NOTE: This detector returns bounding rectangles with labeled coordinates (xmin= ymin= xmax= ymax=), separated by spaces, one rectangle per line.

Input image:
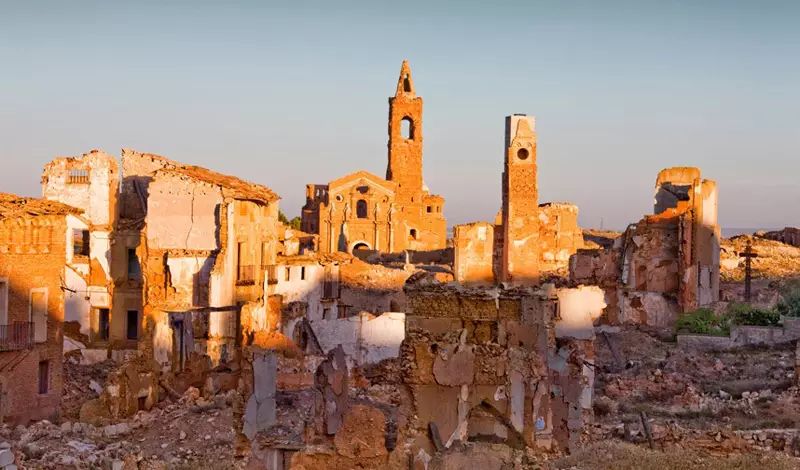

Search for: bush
xmin=675 ymin=308 xmax=729 ymax=335
xmin=776 ymin=287 xmax=800 ymax=318
xmin=727 ymin=303 xmax=780 ymax=326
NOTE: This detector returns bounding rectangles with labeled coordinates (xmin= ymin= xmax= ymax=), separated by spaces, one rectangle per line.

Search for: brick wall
xmin=0 ymin=214 xmax=68 ymax=424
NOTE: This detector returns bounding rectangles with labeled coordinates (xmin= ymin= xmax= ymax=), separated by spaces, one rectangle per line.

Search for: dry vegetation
xmin=551 ymin=441 xmax=799 ymax=470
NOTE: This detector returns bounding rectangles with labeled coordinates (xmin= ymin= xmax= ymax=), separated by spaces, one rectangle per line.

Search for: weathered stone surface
xmin=432 ymin=345 xmax=475 ymax=386
xmin=253 ymin=352 xmax=277 ymax=404
xmin=333 ymin=405 xmax=388 ymax=459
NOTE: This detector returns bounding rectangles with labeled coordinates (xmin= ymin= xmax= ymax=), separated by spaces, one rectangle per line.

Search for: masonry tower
xmin=501 ymin=114 xmax=540 ymax=285
xmin=386 ymin=60 xmax=424 ymax=204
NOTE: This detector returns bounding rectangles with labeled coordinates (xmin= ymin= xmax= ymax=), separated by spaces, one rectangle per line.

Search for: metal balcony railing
xmin=236 ymin=265 xmax=256 ymax=285
xmin=67 ymin=170 xmax=90 ymax=184
xmin=0 ymin=322 xmax=34 ymax=351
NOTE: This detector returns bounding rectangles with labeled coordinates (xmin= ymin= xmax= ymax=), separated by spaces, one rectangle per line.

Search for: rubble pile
xmin=3 ymin=384 xmax=238 ymax=470
xmin=591 ymin=327 xmax=800 ymax=461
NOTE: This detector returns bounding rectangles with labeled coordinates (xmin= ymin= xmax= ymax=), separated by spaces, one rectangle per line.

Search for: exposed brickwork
xmin=0 ymin=195 xmax=79 ymax=424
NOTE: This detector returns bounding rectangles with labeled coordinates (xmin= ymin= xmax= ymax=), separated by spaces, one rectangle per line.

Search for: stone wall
xmin=538 ymin=203 xmax=584 ymax=271
xmin=453 ymin=222 xmax=495 ymax=285
xmin=678 ymin=318 xmax=800 ymax=352
xmin=569 ymin=167 xmax=720 ymax=325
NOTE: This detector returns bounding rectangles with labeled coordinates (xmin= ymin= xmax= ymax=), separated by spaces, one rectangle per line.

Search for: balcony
xmin=264 ymin=265 xmax=279 ymax=285
xmin=236 ymin=265 xmax=256 ymax=286
xmin=0 ymin=322 xmax=34 ymax=351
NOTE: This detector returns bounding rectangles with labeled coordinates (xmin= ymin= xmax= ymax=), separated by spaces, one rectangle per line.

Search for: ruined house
xmin=43 ymin=149 xmax=286 ymax=373
xmin=242 ymin=277 xmax=604 ymax=469
xmin=453 ymin=115 xmax=584 ymax=286
xmin=301 ymin=61 xmax=447 ymax=254
xmin=265 ymin=251 xmax=410 ymax=369
xmin=118 ymin=150 xmax=283 ymax=370
xmin=570 ymin=167 xmax=720 ymax=326
xmin=0 ymin=193 xmax=83 ymax=424
xmin=42 ymin=150 xmax=123 ymax=346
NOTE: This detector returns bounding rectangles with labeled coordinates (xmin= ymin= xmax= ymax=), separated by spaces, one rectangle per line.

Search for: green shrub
xmin=727 ymin=303 xmax=780 ymax=326
xmin=776 ymin=287 xmax=800 ymax=318
xmin=675 ymin=308 xmax=729 ymax=335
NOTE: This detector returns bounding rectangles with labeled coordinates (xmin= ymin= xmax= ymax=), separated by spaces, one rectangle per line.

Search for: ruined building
xmin=42 ymin=150 xmax=124 ymax=347
xmin=301 ymin=61 xmax=447 ymax=254
xmin=453 ymin=115 xmax=584 ymax=286
xmin=0 ymin=193 xmax=83 ymax=423
xmin=570 ymin=167 xmax=720 ymax=326
xmin=243 ymin=276 xmax=604 ymax=469
xmin=42 ymin=149 xmax=284 ymax=376
xmin=237 ymin=113 xmax=602 ymax=468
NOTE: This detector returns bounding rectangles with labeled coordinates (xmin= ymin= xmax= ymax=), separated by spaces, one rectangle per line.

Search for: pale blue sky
xmin=1 ymin=0 xmax=798 ymax=230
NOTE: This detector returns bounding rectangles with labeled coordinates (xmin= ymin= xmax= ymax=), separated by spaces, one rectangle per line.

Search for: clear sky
xmin=1 ymin=0 xmax=798 ymax=230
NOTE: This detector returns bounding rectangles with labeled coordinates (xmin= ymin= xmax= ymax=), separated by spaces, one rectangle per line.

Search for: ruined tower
xmin=501 ymin=114 xmax=539 ymax=285
xmin=386 ymin=60 xmax=423 ymax=203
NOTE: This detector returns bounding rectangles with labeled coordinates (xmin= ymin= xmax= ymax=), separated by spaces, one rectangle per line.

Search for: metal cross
xmin=742 ymin=240 xmax=759 ymax=302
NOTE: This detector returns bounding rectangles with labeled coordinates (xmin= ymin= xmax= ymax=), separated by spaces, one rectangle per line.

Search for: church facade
xmin=301 ymin=61 xmax=447 ymax=253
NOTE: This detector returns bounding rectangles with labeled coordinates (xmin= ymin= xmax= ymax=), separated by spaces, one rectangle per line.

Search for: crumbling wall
xmin=538 ymin=203 xmax=584 ymax=271
xmin=569 ymin=167 xmax=720 ymax=325
xmin=453 ymin=222 xmax=494 ymax=285
xmin=401 ymin=283 xmax=598 ymax=460
xmin=147 ymin=171 xmax=223 ymax=251
xmin=80 ymin=356 xmax=160 ymax=424
xmin=42 ymin=149 xmax=119 ymax=229
xmin=309 ymin=312 xmax=405 ymax=368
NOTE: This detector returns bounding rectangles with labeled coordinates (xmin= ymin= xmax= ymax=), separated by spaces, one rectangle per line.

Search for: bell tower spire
xmin=387 ymin=60 xmax=423 ymax=201
xmin=395 ymin=60 xmax=415 ymax=97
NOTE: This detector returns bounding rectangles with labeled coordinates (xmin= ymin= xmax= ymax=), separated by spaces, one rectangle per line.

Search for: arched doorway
xmin=351 ymin=242 xmax=371 ymax=253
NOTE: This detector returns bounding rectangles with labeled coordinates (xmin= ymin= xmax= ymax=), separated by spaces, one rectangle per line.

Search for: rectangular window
xmin=426 ymin=206 xmax=432 ymax=213
xmin=99 ymin=308 xmax=110 ymax=341
xmin=31 ymin=290 xmax=47 ymax=343
xmin=338 ymin=305 xmax=348 ymax=319
xmin=73 ymin=229 xmax=90 ymax=257
xmin=67 ymin=169 xmax=89 ymax=184
xmin=0 ymin=280 xmax=7 ymax=325
xmin=38 ymin=361 xmax=49 ymax=394
xmin=322 ymin=308 xmax=330 ymax=320
xmin=237 ymin=242 xmax=244 ymax=278
xmin=127 ymin=248 xmax=141 ymax=280
xmin=300 ymin=266 xmax=306 ymax=281
xmin=126 ymin=310 xmax=138 ymax=340
xmin=285 ymin=267 xmax=291 ymax=282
